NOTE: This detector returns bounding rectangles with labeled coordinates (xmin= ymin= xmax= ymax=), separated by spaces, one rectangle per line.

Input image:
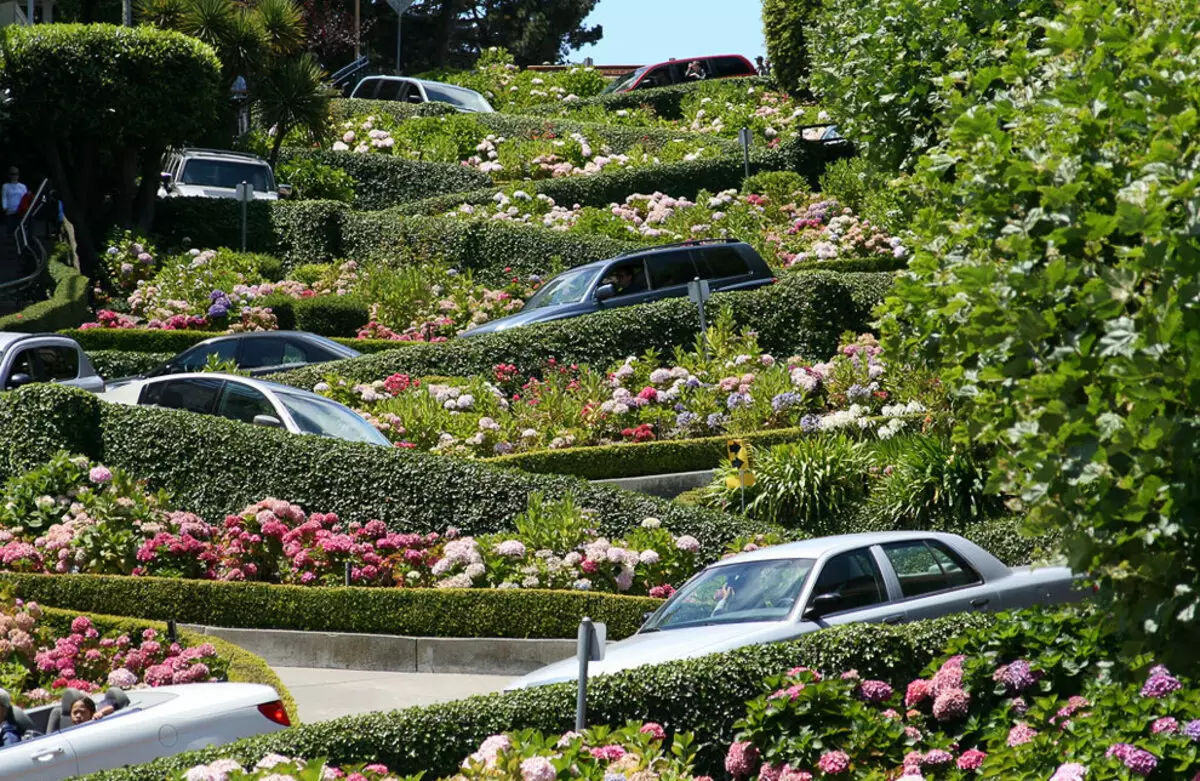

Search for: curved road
xmin=273 ymin=667 xmax=512 ymax=722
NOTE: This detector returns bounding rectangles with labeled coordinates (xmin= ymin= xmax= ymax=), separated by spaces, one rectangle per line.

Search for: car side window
xmin=601 ymin=260 xmax=649 ymax=297
xmin=356 ymin=78 xmax=380 ymax=99
xmin=240 ymin=338 xmax=286 ymax=368
xmin=375 ymin=79 xmax=404 ymax=101
xmin=882 ymin=541 xmax=973 ymax=598
xmin=647 ymin=251 xmax=699 ymax=289
xmin=33 ymin=346 xmax=80 ymax=381
xmin=282 ymin=340 xmax=311 ymax=365
xmin=697 ymin=247 xmax=750 ymax=280
xmin=149 ymin=378 xmax=223 ymax=415
xmin=810 ymin=549 xmax=886 ymax=612
xmin=711 ymin=56 xmax=753 ymax=78
xmin=927 ymin=541 xmax=982 ymax=588
xmin=174 ymin=340 xmax=238 ymax=372
xmin=640 ymin=65 xmax=672 ymax=89
xmin=8 ymin=348 xmax=36 ymax=381
xmin=217 ymin=381 xmax=276 ymax=424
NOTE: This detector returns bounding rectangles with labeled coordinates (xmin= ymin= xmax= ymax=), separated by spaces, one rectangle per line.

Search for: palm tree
xmin=252 ymin=0 xmax=307 ymax=56
xmin=256 ymin=53 xmax=331 ymax=166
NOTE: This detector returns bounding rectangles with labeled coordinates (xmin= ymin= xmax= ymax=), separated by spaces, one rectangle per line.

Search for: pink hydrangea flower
xmin=89 ymin=466 xmax=113 ymax=484
xmin=639 ymin=722 xmax=666 ymax=741
xmin=1007 ymin=724 xmax=1038 ymax=747
xmin=1151 ymin=717 xmax=1178 ymax=735
xmin=817 ymin=751 xmax=849 ymax=775
xmin=932 ymin=688 xmax=970 ymax=721
xmin=778 ymin=769 xmax=812 ymax=781
xmin=725 ymin=741 xmax=760 ymax=778
xmin=519 ymin=757 xmax=555 ymax=781
xmin=956 ymin=749 xmax=986 ymax=771
xmin=905 ymin=679 xmax=931 ymax=707
xmin=1048 ymin=763 xmax=1087 ymax=781
xmin=860 ymin=680 xmax=893 ymax=703
xmin=922 ymin=750 xmax=953 ymax=767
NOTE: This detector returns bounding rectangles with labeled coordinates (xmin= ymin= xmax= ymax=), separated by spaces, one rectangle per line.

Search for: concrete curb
xmin=182 ymin=624 xmax=575 ymax=676
xmin=592 ymin=469 xmax=715 ymax=499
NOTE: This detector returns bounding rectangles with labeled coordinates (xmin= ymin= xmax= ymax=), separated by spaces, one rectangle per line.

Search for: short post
xmin=167 ymin=618 xmax=177 ymax=644
xmin=344 ymin=561 xmax=352 ymax=586
xmin=236 ymin=181 xmax=252 ymax=252
xmin=687 ymin=278 xmax=712 ymax=360
xmin=738 ymin=127 xmax=752 ymax=180
xmin=575 ymin=617 xmax=606 ymax=731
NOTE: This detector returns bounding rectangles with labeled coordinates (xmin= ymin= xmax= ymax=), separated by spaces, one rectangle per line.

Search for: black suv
xmin=460 ymin=240 xmax=774 ymax=337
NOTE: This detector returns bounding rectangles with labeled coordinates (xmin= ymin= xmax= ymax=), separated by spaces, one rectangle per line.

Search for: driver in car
xmin=611 ymin=266 xmax=645 ymax=296
xmin=0 ymin=688 xmax=20 ymax=746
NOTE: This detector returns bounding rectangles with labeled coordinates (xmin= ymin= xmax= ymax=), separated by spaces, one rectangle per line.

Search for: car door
xmin=215 ymin=379 xmax=283 ymax=427
xmin=801 ymin=548 xmax=906 ymax=629
xmin=0 ymin=734 xmax=80 ymax=780
xmin=645 ymin=249 xmax=701 ymax=303
xmin=878 ymin=539 xmax=997 ymax=621
xmin=238 ymin=336 xmax=287 ymax=373
xmin=139 ymin=377 xmax=224 ymax=416
xmin=2 ymin=344 xmax=37 ymax=389
xmin=36 ymin=342 xmax=103 ymax=392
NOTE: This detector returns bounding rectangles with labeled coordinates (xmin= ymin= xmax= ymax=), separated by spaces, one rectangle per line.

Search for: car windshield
xmin=603 ymin=66 xmax=647 ymax=94
xmin=275 ymin=391 xmax=391 ymax=446
xmin=643 ymin=558 xmax=816 ymax=631
xmin=521 ymin=266 xmax=602 ymax=310
xmin=422 ymin=83 xmax=492 ymax=112
xmin=180 ymin=160 xmax=274 ymax=191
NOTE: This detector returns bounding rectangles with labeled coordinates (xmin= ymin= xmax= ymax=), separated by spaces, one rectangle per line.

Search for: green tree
xmin=257 ymin=53 xmax=332 ymax=167
xmin=760 ymin=0 xmax=821 ymax=94
xmin=881 ymin=0 xmax=1200 ymax=670
xmin=0 ymin=24 xmax=221 ymax=274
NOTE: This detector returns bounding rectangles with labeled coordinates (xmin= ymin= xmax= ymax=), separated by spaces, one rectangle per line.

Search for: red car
xmin=601 ymin=54 xmax=757 ymax=94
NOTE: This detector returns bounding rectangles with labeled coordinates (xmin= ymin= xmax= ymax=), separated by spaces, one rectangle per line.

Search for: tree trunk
xmin=268 ymin=123 xmax=289 ymax=168
xmin=48 ymin=142 xmax=100 ymax=278
xmin=113 ymin=145 xmax=138 ymax=232
xmin=432 ymin=0 xmax=462 ymax=66
xmin=134 ymin=145 xmax=166 ymax=235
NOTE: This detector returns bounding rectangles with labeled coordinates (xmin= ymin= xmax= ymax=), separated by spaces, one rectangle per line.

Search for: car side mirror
xmin=595 ymin=283 xmax=616 ymax=302
xmin=253 ymin=414 xmax=284 ymax=429
xmin=6 ymin=372 xmax=32 ymax=390
xmin=803 ymin=592 xmax=841 ymax=620
xmin=277 ymin=183 xmax=293 ymax=199
xmin=160 ymin=172 xmax=173 ymax=190
xmin=642 ymin=611 xmax=655 ymax=623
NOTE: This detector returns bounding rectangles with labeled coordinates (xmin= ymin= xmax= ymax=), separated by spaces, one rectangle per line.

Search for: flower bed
xmin=0 ymin=453 xmax=716 ymax=596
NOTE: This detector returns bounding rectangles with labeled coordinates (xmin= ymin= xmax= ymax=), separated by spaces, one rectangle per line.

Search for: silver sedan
xmin=508 ymin=531 xmax=1083 ymax=689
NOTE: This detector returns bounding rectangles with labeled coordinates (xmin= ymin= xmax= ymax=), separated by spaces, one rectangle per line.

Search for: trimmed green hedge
xmin=66 ymin=328 xmax=412 ymax=355
xmin=490 ymin=426 xmax=812 ymax=480
xmin=38 ymin=606 xmax=298 ymax=724
xmin=153 ymin=199 xmax=347 ymax=267
xmin=522 ymin=77 xmax=773 ymax=120
xmin=277 ymin=148 xmax=490 ymax=211
xmin=89 ymin=349 xmax=174 ymax=379
xmin=79 ymin=611 xmax=993 ymax=781
xmin=0 ymin=255 xmax=89 ymax=333
xmin=0 ymin=384 xmax=771 ymax=556
xmin=340 ymin=211 xmax=637 ymax=283
xmin=787 ymin=257 xmax=907 ymax=274
xmin=271 ymin=272 xmax=889 ymax=388
xmin=8 ymin=574 xmax=656 ymax=640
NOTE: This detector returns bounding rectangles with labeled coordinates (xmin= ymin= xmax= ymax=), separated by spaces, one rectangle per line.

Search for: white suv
xmin=159 ymin=148 xmax=286 ymax=201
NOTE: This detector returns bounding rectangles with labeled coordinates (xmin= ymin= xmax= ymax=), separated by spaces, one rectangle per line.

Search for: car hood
xmin=507 ymin=621 xmax=802 ymax=689
xmin=459 ymin=307 xmax=562 ymax=337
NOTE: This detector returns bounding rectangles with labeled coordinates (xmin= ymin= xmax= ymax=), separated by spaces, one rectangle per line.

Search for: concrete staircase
xmin=0 ymin=230 xmax=44 ymax=317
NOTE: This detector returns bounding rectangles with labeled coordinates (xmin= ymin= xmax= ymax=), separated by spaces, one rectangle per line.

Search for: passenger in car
xmin=92 ymin=687 xmax=130 ymax=720
xmin=0 ymin=689 xmax=20 ymax=746
xmin=70 ymin=696 xmax=96 ymax=725
xmin=611 ymin=266 xmax=645 ymax=295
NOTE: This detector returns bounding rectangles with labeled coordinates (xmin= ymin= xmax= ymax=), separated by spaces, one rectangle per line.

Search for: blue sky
xmin=574 ymin=0 xmax=766 ymax=66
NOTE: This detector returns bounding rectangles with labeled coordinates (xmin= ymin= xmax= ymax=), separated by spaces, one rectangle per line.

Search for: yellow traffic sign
xmin=725 ymin=471 xmax=756 ymax=489
xmin=727 ymin=439 xmax=751 ymax=470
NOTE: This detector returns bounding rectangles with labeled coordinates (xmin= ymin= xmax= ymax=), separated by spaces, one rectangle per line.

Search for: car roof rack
xmin=615 ymin=237 xmax=743 ymax=257
xmin=175 ymin=148 xmax=269 ymax=161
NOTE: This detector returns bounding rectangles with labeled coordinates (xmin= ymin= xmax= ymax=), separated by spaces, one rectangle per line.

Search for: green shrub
xmin=522 ymin=77 xmax=773 ymax=121
xmin=76 ymin=612 xmax=991 ymax=781
xmin=153 ymin=199 xmax=348 ymax=268
xmin=277 ymin=148 xmax=490 ymax=210
xmin=0 ymin=257 xmax=89 ymax=333
xmin=65 ymin=328 xmax=416 ymax=356
xmin=8 ymin=574 xmax=656 ymax=641
xmin=259 ymin=293 xmax=370 ymax=337
xmin=961 ymin=516 xmax=1064 ymax=567
xmin=272 ymin=272 xmax=888 ymax=390
xmin=761 ymin=0 xmax=823 ymax=92
xmin=741 ymin=170 xmax=808 ymax=203
xmin=38 ymin=606 xmax=298 ymax=724
xmin=807 ymin=0 xmax=1055 ymax=171
xmin=490 ymin=427 xmax=814 ymax=481
xmin=0 ymin=384 xmax=772 ymax=558
xmin=275 ymin=155 xmax=356 ymax=203
xmin=817 ymin=157 xmax=913 ymax=234
xmin=88 ymin=350 xmax=173 ymax=379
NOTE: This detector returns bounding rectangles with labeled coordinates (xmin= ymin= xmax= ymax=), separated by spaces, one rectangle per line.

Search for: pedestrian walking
xmin=2 ymin=167 xmax=28 ymax=234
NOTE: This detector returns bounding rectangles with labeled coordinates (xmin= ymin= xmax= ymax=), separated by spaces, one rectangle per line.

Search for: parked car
xmin=507 ymin=531 xmax=1084 ymax=689
xmin=0 ymin=683 xmax=289 ymax=780
xmin=99 ymin=373 xmax=393 ymax=447
xmin=159 ymin=149 xmax=291 ymax=201
xmin=601 ymin=55 xmax=757 ymax=94
xmin=104 ymin=332 xmax=361 ymax=389
xmin=350 ymin=76 xmax=495 ymax=113
xmin=459 ymin=239 xmax=774 ymax=338
xmin=0 ymin=333 xmax=103 ymax=393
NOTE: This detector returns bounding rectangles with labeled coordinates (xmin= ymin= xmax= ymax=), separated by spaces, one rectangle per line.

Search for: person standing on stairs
xmin=2 ymin=167 xmax=28 ymax=235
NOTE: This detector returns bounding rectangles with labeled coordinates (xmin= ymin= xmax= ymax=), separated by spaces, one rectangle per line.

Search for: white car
xmin=100 ymin=372 xmax=393 ymax=447
xmin=0 ymin=683 xmax=290 ymax=780
xmin=159 ymin=148 xmax=289 ymax=201
xmin=350 ymin=76 xmax=495 ymax=113
xmin=508 ymin=531 xmax=1083 ymax=689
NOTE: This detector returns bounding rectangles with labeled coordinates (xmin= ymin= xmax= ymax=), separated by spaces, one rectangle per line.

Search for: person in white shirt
xmin=2 ymin=167 xmax=28 ymax=233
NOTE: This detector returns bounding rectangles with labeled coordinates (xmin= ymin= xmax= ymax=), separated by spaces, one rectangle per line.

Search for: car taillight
xmin=258 ymin=700 xmax=291 ymax=727
xmin=770 ymin=277 xmax=778 ymax=284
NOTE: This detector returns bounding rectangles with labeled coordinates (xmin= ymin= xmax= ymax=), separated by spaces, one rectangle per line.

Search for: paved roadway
xmin=274 ymin=667 xmax=514 ymax=722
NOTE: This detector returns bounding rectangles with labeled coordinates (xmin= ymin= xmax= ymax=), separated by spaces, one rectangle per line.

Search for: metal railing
xmin=330 ymin=55 xmax=370 ymax=88
xmin=1 ymin=177 xmax=50 ymax=294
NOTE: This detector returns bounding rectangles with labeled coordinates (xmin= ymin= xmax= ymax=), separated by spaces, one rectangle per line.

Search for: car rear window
xmin=882 ymin=540 xmax=980 ymax=597
xmin=698 ymin=247 xmax=750 ymax=279
xmin=647 ymin=251 xmax=698 ymax=289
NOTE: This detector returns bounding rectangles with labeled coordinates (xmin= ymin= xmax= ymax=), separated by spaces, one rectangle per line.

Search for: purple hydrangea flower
xmin=1184 ymin=719 xmax=1200 ymax=742
xmin=1141 ymin=668 xmax=1182 ymax=699
xmin=726 ymin=392 xmax=753 ymax=410
xmin=799 ymin=414 xmax=821 ymax=432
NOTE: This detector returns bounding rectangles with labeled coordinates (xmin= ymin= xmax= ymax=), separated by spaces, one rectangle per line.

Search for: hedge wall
xmin=153 ymin=199 xmax=347 ymax=267
xmin=521 ymin=77 xmax=774 ymax=120
xmin=8 ymin=575 xmax=656 ymax=641
xmin=38 ymin=606 xmax=298 ymax=724
xmin=89 ymin=349 xmax=174 ymax=379
xmin=0 ymin=384 xmax=771 ymax=557
xmin=79 ymin=611 xmax=993 ymax=781
xmin=0 ymin=256 xmax=89 ymax=333
xmin=271 ymin=272 xmax=889 ymax=388
xmin=66 ymin=328 xmax=411 ymax=355
xmin=276 ymin=148 xmax=490 ymax=211
xmin=340 ymin=210 xmax=637 ymax=283
xmin=490 ymin=426 xmax=812 ymax=480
